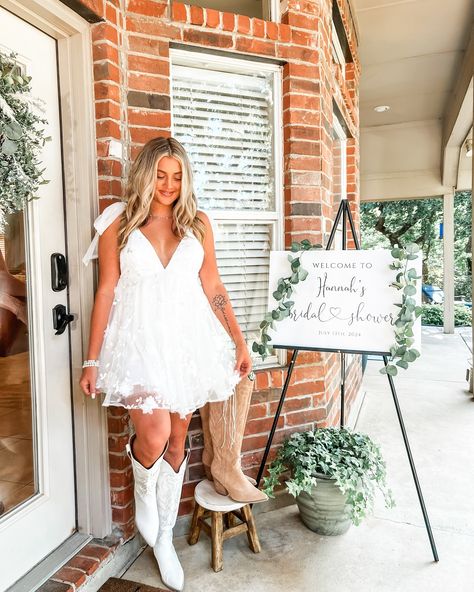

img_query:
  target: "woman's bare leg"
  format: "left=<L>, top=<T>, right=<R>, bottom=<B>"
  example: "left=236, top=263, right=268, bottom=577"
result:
left=165, top=412, right=192, bottom=471
left=129, top=408, right=171, bottom=468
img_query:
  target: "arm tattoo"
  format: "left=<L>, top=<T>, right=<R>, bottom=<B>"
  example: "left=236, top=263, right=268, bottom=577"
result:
left=212, top=293, right=234, bottom=340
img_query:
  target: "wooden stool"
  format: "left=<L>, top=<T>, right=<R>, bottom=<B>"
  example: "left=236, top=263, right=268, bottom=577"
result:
left=188, top=479, right=261, bottom=572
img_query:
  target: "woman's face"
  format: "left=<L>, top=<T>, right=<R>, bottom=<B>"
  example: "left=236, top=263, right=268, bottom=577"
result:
left=154, top=156, right=182, bottom=206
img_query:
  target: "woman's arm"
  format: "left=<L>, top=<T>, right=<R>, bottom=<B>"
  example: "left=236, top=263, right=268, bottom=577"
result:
left=80, top=217, right=121, bottom=397
left=198, top=212, right=251, bottom=377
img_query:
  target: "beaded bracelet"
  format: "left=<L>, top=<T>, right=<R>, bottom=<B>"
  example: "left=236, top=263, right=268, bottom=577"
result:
left=82, top=360, right=99, bottom=368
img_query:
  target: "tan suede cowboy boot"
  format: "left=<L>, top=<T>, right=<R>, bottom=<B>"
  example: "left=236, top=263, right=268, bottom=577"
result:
left=199, top=403, right=214, bottom=481
left=200, top=379, right=257, bottom=485
left=208, top=374, right=267, bottom=504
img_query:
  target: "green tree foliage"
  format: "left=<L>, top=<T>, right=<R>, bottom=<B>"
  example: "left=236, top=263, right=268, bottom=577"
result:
left=361, top=192, right=472, bottom=299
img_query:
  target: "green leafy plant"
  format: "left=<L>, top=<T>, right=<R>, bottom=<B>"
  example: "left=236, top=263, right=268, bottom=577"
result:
left=263, top=427, right=395, bottom=526
left=253, top=241, right=422, bottom=376
left=421, top=303, right=471, bottom=327
left=0, top=51, right=49, bottom=230
left=382, top=243, right=422, bottom=376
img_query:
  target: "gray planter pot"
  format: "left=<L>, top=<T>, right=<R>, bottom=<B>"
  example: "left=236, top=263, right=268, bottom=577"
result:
left=295, top=472, right=351, bottom=536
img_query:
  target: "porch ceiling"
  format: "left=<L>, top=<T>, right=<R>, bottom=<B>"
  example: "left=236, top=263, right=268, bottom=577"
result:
left=354, top=0, right=474, bottom=201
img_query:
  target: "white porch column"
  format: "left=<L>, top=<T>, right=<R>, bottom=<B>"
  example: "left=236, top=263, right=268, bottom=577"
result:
left=443, top=190, right=455, bottom=333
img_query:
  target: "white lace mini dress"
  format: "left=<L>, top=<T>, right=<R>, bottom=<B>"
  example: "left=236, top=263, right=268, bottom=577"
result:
left=83, top=201, right=241, bottom=417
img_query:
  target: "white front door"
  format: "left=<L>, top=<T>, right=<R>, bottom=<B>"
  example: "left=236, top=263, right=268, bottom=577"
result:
left=0, top=7, right=76, bottom=589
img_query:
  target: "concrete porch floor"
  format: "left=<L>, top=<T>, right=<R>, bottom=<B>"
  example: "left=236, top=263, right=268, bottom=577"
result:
left=122, top=327, right=474, bottom=592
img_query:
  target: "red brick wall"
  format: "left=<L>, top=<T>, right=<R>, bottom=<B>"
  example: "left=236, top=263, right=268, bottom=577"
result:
left=80, top=0, right=361, bottom=540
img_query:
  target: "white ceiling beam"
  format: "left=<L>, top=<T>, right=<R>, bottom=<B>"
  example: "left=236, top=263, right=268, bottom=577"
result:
left=441, top=22, right=474, bottom=188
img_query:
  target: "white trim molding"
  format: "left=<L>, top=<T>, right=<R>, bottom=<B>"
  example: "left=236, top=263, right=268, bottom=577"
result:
left=0, top=0, right=111, bottom=538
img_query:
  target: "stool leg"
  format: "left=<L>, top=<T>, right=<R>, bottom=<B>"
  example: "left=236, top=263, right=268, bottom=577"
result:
left=211, top=511, right=224, bottom=572
left=241, top=504, right=261, bottom=554
left=188, top=503, right=205, bottom=545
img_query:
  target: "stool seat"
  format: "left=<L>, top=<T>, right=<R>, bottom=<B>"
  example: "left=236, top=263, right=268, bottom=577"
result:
left=188, top=479, right=261, bottom=572
left=194, top=479, right=246, bottom=512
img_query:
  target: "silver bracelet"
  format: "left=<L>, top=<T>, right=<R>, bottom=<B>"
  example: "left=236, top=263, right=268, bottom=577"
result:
left=82, top=360, right=99, bottom=368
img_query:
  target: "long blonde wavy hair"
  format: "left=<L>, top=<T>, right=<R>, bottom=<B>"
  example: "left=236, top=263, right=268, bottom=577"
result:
left=118, top=137, right=205, bottom=251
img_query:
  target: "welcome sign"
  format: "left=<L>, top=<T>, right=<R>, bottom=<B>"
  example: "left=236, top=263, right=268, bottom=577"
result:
left=267, top=249, right=422, bottom=355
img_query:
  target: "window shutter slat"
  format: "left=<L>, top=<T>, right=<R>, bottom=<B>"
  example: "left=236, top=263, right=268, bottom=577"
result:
left=172, top=64, right=275, bottom=213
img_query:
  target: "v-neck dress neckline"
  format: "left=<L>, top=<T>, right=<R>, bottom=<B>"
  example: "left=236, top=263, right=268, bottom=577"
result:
left=137, top=228, right=186, bottom=270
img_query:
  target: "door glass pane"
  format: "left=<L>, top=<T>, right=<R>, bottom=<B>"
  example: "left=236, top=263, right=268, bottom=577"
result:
left=0, top=211, right=36, bottom=518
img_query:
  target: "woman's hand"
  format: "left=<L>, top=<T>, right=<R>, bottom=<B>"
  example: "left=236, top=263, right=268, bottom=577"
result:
left=235, top=342, right=252, bottom=378
left=79, top=367, right=98, bottom=400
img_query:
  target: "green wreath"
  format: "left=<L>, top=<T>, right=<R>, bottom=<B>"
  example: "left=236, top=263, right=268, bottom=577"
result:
left=0, top=51, right=50, bottom=230
left=253, top=241, right=422, bottom=376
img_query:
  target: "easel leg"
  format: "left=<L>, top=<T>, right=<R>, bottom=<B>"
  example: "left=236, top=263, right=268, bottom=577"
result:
left=256, top=349, right=299, bottom=487
left=340, top=351, right=346, bottom=427
left=383, top=356, right=439, bottom=562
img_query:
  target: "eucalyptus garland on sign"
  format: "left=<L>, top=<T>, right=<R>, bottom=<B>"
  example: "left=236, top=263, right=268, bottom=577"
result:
left=252, top=241, right=422, bottom=376
left=0, top=51, right=49, bottom=230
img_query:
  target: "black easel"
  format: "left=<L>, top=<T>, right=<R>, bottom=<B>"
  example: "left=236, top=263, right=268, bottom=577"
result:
left=255, top=199, right=439, bottom=562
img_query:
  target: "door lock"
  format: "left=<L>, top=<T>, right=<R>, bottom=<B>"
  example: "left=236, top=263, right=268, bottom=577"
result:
left=52, top=304, right=74, bottom=335
left=51, top=252, right=68, bottom=292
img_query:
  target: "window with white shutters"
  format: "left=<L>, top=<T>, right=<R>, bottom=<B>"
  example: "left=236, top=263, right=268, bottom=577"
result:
left=171, top=50, right=283, bottom=368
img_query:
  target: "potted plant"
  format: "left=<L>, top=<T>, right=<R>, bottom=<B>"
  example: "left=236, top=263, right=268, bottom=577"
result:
left=263, top=427, right=395, bottom=535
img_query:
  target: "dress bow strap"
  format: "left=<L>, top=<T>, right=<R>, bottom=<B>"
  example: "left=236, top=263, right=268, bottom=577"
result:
left=82, top=201, right=126, bottom=266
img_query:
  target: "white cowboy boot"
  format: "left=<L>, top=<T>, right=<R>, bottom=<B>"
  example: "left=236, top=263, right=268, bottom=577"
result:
left=154, top=451, right=190, bottom=591
left=126, top=435, right=167, bottom=547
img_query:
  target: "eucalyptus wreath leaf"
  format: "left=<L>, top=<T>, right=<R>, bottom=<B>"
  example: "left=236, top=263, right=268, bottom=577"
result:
left=291, top=259, right=301, bottom=270
left=1, top=138, right=18, bottom=155
left=0, top=50, right=49, bottom=229
left=391, top=248, right=402, bottom=259
left=406, top=242, right=420, bottom=254
left=3, top=119, right=23, bottom=140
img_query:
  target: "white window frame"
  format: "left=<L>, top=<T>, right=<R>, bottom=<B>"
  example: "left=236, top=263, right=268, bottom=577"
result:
left=332, top=20, right=346, bottom=79
left=333, top=114, right=347, bottom=202
left=332, top=113, right=347, bottom=252
left=170, top=48, right=285, bottom=369
left=265, top=0, right=281, bottom=22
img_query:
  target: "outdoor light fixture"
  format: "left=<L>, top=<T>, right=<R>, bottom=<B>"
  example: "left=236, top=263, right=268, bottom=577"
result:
left=374, top=105, right=390, bottom=112
left=465, top=138, right=472, bottom=158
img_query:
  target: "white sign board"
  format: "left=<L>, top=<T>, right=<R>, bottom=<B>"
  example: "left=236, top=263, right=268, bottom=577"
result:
left=267, top=249, right=422, bottom=355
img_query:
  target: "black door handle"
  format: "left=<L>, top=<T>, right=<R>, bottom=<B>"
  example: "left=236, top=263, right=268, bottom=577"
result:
left=51, top=253, right=68, bottom=292
left=52, top=304, right=74, bottom=335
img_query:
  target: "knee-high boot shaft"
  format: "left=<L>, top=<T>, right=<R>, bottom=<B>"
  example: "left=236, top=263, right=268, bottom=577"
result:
left=209, top=375, right=268, bottom=504
left=126, top=436, right=167, bottom=547
left=154, top=451, right=190, bottom=592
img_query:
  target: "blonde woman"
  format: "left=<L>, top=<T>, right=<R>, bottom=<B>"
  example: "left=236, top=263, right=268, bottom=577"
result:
left=79, top=137, right=266, bottom=591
